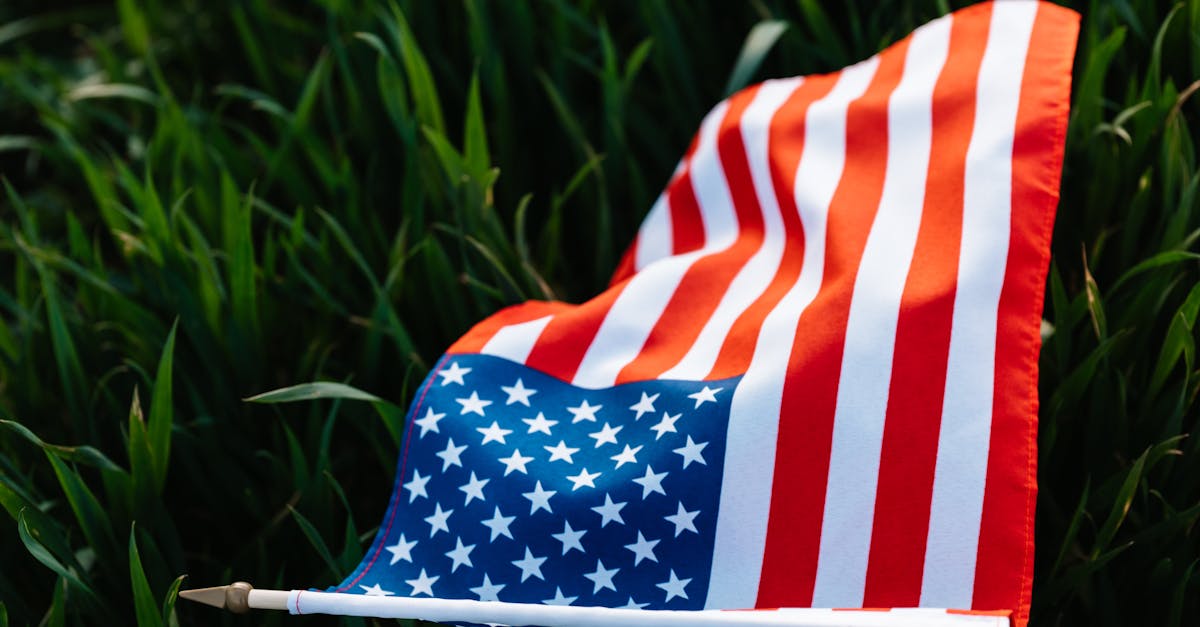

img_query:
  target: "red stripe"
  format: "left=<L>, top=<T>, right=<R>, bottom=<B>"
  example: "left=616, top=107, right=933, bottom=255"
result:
left=522, top=286, right=623, bottom=380
left=447, top=301, right=570, bottom=354
left=707, top=75, right=839, bottom=380
left=861, top=5, right=991, bottom=607
left=614, top=132, right=704, bottom=280
left=614, top=85, right=764, bottom=383
left=614, top=133, right=704, bottom=281
left=668, top=168, right=706, bottom=257
left=525, top=177, right=698, bottom=381
left=973, top=5, right=1077, bottom=626
left=671, top=134, right=707, bottom=255
left=609, top=237, right=639, bottom=286
left=523, top=121, right=712, bottom=381
left=756, top=39, right=911, bottom=607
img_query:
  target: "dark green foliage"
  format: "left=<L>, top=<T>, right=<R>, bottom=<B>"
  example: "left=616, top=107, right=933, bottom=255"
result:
left=0, top=0, right=1196, bottom=625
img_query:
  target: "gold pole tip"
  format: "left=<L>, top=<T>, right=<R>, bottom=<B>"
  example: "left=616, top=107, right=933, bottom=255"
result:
left=178, top=586, right=229, bottom=609
left=178, top=582, right=253, bottom=613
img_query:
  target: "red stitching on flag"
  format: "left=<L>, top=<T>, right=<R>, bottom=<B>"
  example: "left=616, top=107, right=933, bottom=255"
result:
left=334, top=353, right=449, bottom=592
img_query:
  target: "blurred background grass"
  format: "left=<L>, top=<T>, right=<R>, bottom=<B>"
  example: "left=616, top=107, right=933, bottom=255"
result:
left=0, top=0, right=1197, bottom=625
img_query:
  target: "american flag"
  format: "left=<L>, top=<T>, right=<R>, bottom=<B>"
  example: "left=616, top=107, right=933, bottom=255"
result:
left=323, top=2, right=1078, bottom=625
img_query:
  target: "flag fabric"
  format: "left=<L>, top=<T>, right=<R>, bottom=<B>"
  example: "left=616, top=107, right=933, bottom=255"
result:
left=305, top=2, right=1078, bottom=625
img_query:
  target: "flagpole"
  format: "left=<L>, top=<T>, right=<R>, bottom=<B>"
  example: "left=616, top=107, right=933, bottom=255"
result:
left=178, top=582, right=288, bottom=612
left=178, top=583, right=1007, bottom=627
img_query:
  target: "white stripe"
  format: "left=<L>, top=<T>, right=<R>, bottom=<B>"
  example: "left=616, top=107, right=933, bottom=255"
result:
left=659, top=77, right=802, bottom=381
left=291, top=590, right=1007, bottom=626
left=479, top=315, right=553, bottom=364
left=634, top=160, right=688, bottom=272
left=921, top=0, right=1036, bottom=608
left=811, top=15, right=952, bottom=607
left=634, top=194, right=674, bottom=271
left=705, top=59, right=879, bottom=609
left=571, top=101, right=737, bottom=389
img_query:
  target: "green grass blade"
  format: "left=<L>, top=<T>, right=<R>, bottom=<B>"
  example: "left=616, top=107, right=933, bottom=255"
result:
left=37, top=273, right=88, bottom=420
left=0, top=420, right=126, bottom=473
left=147, top=321, right=177, bottom=494
left=0, top=479, right=79, bottom=571
left=246, top=382, right=382, bottom=404
left=45, top=452, right=118, bottom=562
left=17, top=510, right=100, bottom=603
left=288, top=505, right=343, bottom=579
left=127, top=388, right=156, bottom=508
left=463, top=70, right=490, bottom=180
left=387, top=2, right=444, bottom=134
left=128, top=524, right=163, bottom=627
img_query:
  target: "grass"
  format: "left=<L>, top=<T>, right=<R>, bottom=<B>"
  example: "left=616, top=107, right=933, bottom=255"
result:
left=0, top=0, right=1197, bottom=625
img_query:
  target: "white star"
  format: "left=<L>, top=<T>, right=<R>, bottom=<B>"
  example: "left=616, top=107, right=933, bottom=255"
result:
left=664, top=502, right=699, bottom=537
left=436, top=438, right=468, bottom=471
left=591, top=493, right=627, bottom=527
left=481, top=506, right=515, bottom=541
left=566, top=467, right=601, bottom=491
left=360, top=583, right=393, bottom=596
left=657, top=569, right=692, bottom=602
left=672, top=435, right=708, bottom=468
left=542, top=587, right=577, bottom=606
left=588, top=422, right=623, bottom=448
left=497, top=449, right=534, bottom=476
left=403, top=469, right=430, bottom=502
left=629, top=392, right=659, bottom=420
left=445, top=536, right=476, bottom=573
left=583, top=559, right=619, bottom=594
left=552, top=520, right=586, bottom=554
left=687, top=385, right=722, bottom=409
left=523, top=480, right=556, bottom=514
left=424, top=503, right=453, bottom=537
left=566, top=399, right=602, bottom=423
left=437, top=362, right=471, bottom=386
left=413, top=407, right=446, bottom=437
left=512, top=547, right=547, bottom=582
left=650, top=411, right=681, bottom=440
left=544, top=440, right=580, bottom=463
left=521, top=411, right=558, bottom=435
left=632, top=465, right=668, bottom=499
left=610, top=444, right=643, bottom=469
left=385, top=533, right=417, bottom=565
left=476, top=421, right=513, bottom=445
left=625, top=531, right=660, bottom=565
left=619, top=597, right=649, bottom=609
left=469, top=574, right=504, bottom=602
left=501, top=379, right=537, bottom=406
left=456, top=391, right=493, bottom=416
left=459, top=471, right=489, bottom=505
left=406, top=568, right=438, bottom=596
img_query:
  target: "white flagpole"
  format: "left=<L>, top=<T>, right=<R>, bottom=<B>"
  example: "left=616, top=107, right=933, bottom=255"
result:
left=178, top=583, right=1009, bottom=627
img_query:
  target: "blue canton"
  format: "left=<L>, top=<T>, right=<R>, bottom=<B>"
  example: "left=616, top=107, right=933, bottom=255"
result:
left=334, top=353, right=740, bottom=609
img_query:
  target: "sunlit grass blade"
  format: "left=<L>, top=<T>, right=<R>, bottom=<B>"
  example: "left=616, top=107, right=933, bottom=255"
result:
left=246, top=382, right=381, bottom=404
left=724, top=20, right=790, bottom=96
